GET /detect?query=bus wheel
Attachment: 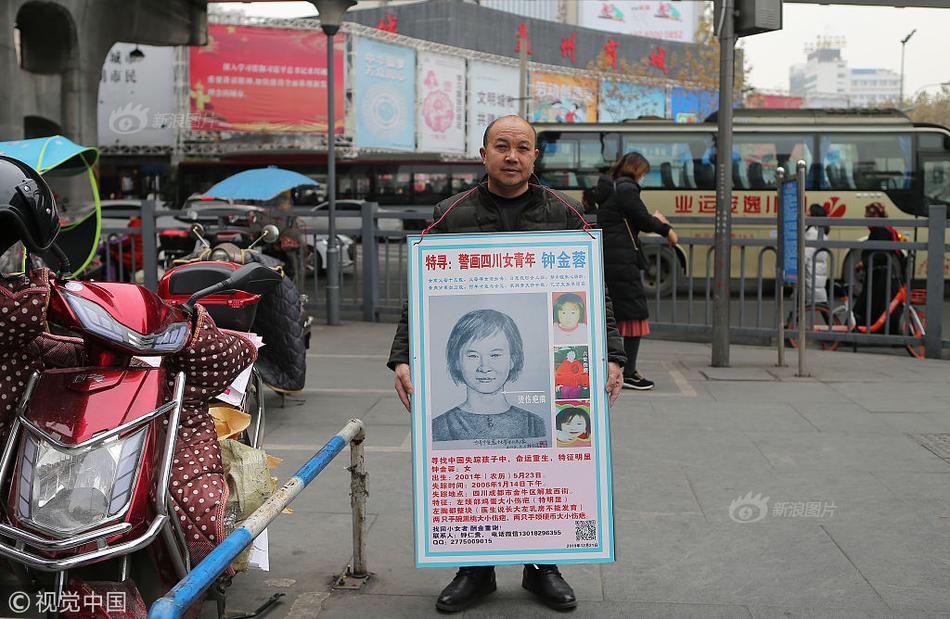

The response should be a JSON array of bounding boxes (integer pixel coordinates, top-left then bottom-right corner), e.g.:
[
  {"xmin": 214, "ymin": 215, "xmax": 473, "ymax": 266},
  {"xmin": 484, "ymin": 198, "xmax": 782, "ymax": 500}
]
[{"xmin": 642, "ymin": 247, "xmax": 679, "ymax": 297}]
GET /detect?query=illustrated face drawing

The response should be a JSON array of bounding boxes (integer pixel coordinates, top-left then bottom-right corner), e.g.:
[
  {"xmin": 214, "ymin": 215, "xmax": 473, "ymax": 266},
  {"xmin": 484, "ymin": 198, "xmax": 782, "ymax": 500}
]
[{"xmin": 458, "ymin": 330, "xmax": 513, "ymax": 395}]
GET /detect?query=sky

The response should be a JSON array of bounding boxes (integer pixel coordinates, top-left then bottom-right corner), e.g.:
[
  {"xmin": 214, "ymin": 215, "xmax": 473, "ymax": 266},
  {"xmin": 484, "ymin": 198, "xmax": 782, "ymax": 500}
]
[{"xmin": 235, "ymin": 1, "xmax": 950, "ymax": 98}]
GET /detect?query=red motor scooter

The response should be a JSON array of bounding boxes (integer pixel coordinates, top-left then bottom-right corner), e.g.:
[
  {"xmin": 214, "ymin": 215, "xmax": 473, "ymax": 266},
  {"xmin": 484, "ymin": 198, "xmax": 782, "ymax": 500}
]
[{"xmin": 0, "ymin": 259, "xmax": 281, "ymax": 618}]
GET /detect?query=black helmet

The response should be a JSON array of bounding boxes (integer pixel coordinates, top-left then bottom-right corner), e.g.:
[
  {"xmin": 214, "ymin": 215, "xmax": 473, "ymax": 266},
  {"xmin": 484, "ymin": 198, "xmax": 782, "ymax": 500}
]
[{"xmin": 0, "ymin": 156, "xmax": 60, "ymax": 256}]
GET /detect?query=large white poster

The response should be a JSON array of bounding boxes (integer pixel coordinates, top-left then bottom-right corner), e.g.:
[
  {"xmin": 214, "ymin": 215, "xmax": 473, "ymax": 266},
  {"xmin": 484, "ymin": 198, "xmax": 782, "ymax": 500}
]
[
  {"xmin": 578, "ymin": 1, "xmax": 699, "ymax": 44},
  {"xmin": 417, "ymin": 53, "xmax": 466, "ymax": 154},
  {"xmin": 98, "ymin": 43, "xmax": 177, "ymax": 148},
  {"xmin": 467, "ymin": 61, "xmax": 519, "ymax": 158},
  {"xmin": 409, "ymin": 230, "xmax": 615, "ymax": 567}
]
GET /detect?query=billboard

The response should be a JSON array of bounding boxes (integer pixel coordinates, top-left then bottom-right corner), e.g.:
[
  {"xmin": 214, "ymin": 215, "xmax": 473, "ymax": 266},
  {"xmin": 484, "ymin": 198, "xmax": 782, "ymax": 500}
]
[
  {"xmin": 598, "ymin": 81, "xmax": 666, "ymax": 122},
  {"xmin": 467, "ymin": 61, "xmax": 519, "ymax": 157},
  {"xmin": 529, "ymin": 72, "xmax": 598, "ymax": 124},
  {"xmin": 578, "ymin": 1, "xmax": 700, "ymax": 44},
  {"xmin": 417, "ymin": 53, "xmax": 466, "ymax": 154},
  {"xmin": 98, "ymin": 43, "xmax": 176, "ymax": 147},
  {"xmin": 671, "ymin": 87, "xmax": 717, "ymax": 123},
  {"xmin": 188, "ymin": 24, "xmax": 344, "ymax": 133},
  {"xmin": 353, "ymin": 37, "xmax": 417, "ymax": 151},
  {"xmin": 746, "ymin": 94, "xmax": 805, "ymax": 109}
]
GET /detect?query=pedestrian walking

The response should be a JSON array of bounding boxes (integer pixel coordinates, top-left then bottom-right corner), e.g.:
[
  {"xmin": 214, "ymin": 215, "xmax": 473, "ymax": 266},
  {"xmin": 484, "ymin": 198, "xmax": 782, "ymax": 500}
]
[
  {"xmin": 593, "ymin": 152, "xmax": 678, "ymax": 390},
  {"xmin": 387, "ymin": 115, "xmax": 626, "ymax": 613}
]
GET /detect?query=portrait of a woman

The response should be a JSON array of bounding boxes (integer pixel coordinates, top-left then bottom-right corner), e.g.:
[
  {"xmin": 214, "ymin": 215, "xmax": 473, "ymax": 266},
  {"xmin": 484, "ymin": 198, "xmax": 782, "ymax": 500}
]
[{"xmin": 432, "ymin": 308, "xmax": 547, "ymax": 443}]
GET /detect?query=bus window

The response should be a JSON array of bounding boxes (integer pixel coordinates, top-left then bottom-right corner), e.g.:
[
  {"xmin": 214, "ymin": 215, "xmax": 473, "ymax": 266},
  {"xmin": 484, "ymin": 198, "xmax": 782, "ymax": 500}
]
[
  {"xmin": 375, "ymin": 166, "xmax": 412, "ymax": 205},
  {"xmin": 734, "ymin": 134, "xmax": 814, "ymax": 190},
  {"xmin": 538, "ymin": 134, "xmax": 578, "ymax": 168},
  {"xmin": 413, "ymin": 166, "xmax": 449, "ymax": 204},
  {"xmin": 820, "ymin": 134, "xmax": 912, "ymax": 192},
  {"xmin": 621, "ymin": 133, "xmax": 713, "ymax": 189},
  {"xmin": 923, "ymin": 159, "xmax": 950, "ymax": 205},
  {"xmin": 579, "ymin": 133, "xmax": 620, "ymax": 172}
]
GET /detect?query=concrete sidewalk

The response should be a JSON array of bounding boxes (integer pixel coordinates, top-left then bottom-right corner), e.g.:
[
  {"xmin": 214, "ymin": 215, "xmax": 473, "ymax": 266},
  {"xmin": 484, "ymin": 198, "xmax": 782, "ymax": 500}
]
[{"xmin": 225, "ymin": 322, "xmax": 950, "ymax": 618}]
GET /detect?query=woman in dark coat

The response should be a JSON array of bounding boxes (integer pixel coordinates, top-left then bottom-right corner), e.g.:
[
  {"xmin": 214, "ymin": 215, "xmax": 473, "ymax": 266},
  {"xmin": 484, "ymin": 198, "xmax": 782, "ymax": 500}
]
[{"xmin": 594, "ymin": 152, "xmax": 678, "ymax": 390}]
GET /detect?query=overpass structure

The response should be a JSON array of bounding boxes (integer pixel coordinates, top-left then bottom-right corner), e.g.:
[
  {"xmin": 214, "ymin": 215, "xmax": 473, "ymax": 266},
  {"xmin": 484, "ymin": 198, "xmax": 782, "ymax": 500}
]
[{"xmin": 0, "ymin": 0, "xmax": 207, "ymax": 147}]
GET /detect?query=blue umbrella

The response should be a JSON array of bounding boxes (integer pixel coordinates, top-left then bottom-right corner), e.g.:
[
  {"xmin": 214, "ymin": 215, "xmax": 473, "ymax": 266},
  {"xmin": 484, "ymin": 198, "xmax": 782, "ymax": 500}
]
[
  {"xmin": 0, "ymin": 135, "xmax": 99, "ymax": 174},
  {"xmin": 202, "ymin": 167, "xmax": 318, "ymax": 201}
]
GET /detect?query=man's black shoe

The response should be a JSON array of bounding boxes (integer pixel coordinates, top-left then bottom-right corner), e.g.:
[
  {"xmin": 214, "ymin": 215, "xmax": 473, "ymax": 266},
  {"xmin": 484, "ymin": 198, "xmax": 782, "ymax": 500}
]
[
  {"xmin": 436, "ymin": 566, "xmax": 496, "ymax": 612},
  {"xmin": 522, "ymin": 564, "xmax": 577, "ymax": 610}
]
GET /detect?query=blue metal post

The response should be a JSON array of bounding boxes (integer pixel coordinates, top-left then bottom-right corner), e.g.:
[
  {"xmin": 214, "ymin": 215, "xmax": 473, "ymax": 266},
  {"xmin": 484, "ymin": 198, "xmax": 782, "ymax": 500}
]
[{"xmin": 149, "ymin": 419, "xmax": 365, "ymax": 619}]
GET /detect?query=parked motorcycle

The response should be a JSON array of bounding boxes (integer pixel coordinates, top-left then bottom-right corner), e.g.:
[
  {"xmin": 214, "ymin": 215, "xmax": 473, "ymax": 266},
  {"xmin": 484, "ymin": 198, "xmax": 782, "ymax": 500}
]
[
  {"xmin": 0, "ymin": 259, "xmax": 282, "ymax": 617},
  {"xmin": 172, "ymin": 223, "xmax": 311, "ymax": 394}
]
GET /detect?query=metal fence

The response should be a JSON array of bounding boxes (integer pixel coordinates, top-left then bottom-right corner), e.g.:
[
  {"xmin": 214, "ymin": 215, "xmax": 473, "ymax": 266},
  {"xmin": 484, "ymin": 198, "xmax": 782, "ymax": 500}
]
[
  {"xmin": 97, "ymin": 201, "xmax": 950, "ymax": 359},
  {"xmin": 148, "ymin": 419, "xmax": 368, "ymax": 619}
]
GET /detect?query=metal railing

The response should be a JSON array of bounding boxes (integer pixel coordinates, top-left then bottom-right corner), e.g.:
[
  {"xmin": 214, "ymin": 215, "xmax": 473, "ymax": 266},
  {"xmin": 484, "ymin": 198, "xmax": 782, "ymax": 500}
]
[
  {"xmin": 95, "ymin": 201, "xmax": 950, "ymax": 359},
  {"xmin": 147, "ymin": 419, "xmax": 368, "ymax": 619}
]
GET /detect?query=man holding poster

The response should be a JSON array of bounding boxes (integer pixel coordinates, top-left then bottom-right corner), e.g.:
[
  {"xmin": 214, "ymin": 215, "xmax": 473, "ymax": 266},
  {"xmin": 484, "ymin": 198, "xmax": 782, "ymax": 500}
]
[{"xmin": 388, "ymin": 116, "xmax": 625, "ymax": 612}]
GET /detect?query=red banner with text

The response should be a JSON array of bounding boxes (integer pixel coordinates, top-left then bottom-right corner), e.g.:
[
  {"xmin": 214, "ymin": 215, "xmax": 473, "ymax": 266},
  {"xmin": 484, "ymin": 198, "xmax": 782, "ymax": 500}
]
[{"xmin": 189, "ymin": 24, "xmax": 344, "ymax": 133}]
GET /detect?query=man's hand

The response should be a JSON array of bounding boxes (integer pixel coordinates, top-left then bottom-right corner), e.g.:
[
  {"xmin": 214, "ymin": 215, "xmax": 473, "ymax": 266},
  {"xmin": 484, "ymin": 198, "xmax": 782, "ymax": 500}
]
[
  {"xmin": 606, "ymin": 361, "xmax": 622, "ymax": 406},
  {"xmin": 666, "ymin": 228, "xmax": 679, "ymax": 247},
  {"xmin": 394, "ymin": 363, "xmax": 413, "ymax": 412}
]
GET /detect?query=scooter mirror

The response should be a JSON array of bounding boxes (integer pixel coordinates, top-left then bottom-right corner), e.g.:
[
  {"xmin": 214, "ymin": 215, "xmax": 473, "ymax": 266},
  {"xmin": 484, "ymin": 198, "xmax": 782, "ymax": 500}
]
[
  {"xmin": 191, "ymin": 223, "xmax": 205, "ymax": 238},
  {"xmin": 261, "ymin": 224, "xmax": 280, "ymax": 244},
  {"xmin": 226, "ymin": 262, "xmax": 282, "ymax": 296}
]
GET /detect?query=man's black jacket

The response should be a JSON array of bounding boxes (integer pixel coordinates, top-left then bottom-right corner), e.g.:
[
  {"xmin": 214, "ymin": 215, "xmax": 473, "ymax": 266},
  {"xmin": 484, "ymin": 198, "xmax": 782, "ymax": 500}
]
[{"xmin": 387, "ymin": 179, "xmax": 627, "ymax": 370}]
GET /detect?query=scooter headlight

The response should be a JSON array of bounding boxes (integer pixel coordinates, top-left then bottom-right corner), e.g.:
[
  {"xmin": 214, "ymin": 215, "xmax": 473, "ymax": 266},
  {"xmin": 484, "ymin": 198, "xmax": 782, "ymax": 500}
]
[
  {"xmin": 63, "ymin": 291, "xmax": 189, "ymax": 354},
  {"xmin": 17, "ymin": 429, "xmax": 146, "ymax": 536}
]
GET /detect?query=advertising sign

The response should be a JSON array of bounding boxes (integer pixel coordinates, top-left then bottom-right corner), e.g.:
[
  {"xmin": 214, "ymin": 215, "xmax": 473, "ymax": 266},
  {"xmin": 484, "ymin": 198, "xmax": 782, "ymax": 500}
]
[
  {"xmin": 188, "ymin": 24, "xmax": 344, "ymax": 133},
  {"xmin": 578, "ymin": 1, "xmax": 700, "ymax": 43},
  {"xmin": 671, "ymin": 87, "xmax": 717, "ymax": 123},
  {"xmin": 782, "ymin": 179, "xmax": 799, "ymax": 283},
  {"xmin": 529, "ymin": 73, "xmax": 598, "ymax": 124},
  {"xmin": 598, "ymin": 81, "xmax": 666, "ymax": 122},
  {"xmin": 746, "ymin": 94, "xmax": 805, "ymax": 110},
  {"xmin": 467, "ymin": 61, "xmax": 520, "ymax": 158},
  {"xmin": 353, "ymin": 37, "xmax": 417, "ymax": 151},
  {"xmin": 417, "ymin": 53, "xmax": 466, "ymax": 154},
  {"xmin": 409, "ymin": 230, "xmax": 615, "ymax": 567},
  {"xmin": 98, "ymin": 43, "xmax": 176, "ymax": 147}
]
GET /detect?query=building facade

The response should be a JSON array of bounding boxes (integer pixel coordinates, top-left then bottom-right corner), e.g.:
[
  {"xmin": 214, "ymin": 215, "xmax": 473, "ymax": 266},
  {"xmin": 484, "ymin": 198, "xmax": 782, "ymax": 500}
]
[{"xmin": 789, "ymin": 38, "xmax": 900, "ymax": 108}]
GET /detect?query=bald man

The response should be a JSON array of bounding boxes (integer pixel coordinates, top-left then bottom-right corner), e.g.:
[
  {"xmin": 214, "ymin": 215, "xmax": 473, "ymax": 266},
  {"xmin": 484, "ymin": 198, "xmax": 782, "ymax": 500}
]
[{"xmin": 388, "ymin": 116, "xmax": 625, "ymax": 612}]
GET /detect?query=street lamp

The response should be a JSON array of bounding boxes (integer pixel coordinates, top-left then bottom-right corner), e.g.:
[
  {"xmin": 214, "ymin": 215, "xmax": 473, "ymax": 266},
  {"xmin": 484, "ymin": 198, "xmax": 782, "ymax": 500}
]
[
  {"xmin": 899, "ymin": 29, "xmax": 916, "ymax": 109},
  {"xmin": 312, "ymin": 0, "xmax": 356, "ymax": 326}
]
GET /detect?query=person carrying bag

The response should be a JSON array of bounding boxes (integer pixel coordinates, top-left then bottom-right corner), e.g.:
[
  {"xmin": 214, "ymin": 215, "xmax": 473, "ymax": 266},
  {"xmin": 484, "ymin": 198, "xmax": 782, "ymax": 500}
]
[{"xmin": 593, "ymin": 152, "xmax": 678, "ymax": 390}]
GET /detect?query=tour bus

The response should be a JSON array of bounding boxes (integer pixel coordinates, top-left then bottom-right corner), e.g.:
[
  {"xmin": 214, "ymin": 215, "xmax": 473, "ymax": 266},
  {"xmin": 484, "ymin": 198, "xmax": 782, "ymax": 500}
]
[{"xmin": 534, "ymin": 109, "xmax": 950, "ymax": 294}]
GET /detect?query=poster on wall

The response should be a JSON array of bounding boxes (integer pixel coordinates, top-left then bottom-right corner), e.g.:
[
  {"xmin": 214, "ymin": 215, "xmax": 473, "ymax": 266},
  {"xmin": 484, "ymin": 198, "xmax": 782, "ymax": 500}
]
[
  {"xmin": 188, "ymin": 24, "xmax": 344, "ymax": 133},
  {"xmin": 98, "ymin": 43, "xmax": 176, "ymax": 147},
  {"xmin": 467, "ymin": 61, "xmax": 519, "ymax": 158},
  {"xmin": 599, "ymin": 81, "xmax": 666, "ymax": 122},
  {"xmin": 417, "ymin": 53, "xmax": 466, "ymax": 154},
  {"xmin": 529, "ymin": 73, "xmax": 598, "ymax": 124},
  {"xmin": 578, "ymin": 1, "xmax": 700, "ymax": 43},
  {"xmin": 670, "ymin": 87, "xmax": 718, "ymax": 123},
  {"xmin": 354, "ymin": 37, "xmax": 417, "ymax": 151},
  {"xmin": 408, "ymin": 230, "xmax": 615, "ymax": 567}
]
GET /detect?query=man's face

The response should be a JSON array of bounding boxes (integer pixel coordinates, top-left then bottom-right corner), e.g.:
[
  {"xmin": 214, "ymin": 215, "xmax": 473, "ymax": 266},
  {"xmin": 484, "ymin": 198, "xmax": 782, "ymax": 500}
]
[
  {"xmin": 459, "ymin": 330, "xmax": 513, "ymax": 394},
  {"xmin": 479, "ymin": 118, "xmax": 539, "ymax": 191}
]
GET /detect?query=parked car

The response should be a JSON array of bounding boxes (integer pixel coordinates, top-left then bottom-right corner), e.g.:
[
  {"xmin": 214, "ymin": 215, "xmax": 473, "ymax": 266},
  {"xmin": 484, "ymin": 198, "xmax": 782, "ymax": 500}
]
[{"xmin": 296, "ymin": 199, "xmax": 403, "ymax": 241}]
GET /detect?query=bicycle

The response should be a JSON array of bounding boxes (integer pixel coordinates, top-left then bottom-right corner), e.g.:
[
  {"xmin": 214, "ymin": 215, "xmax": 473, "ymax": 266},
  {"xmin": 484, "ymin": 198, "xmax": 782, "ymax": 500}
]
[{"xmin": 786, "ymin": 258, "xmax": 927, "ymax": 358}]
